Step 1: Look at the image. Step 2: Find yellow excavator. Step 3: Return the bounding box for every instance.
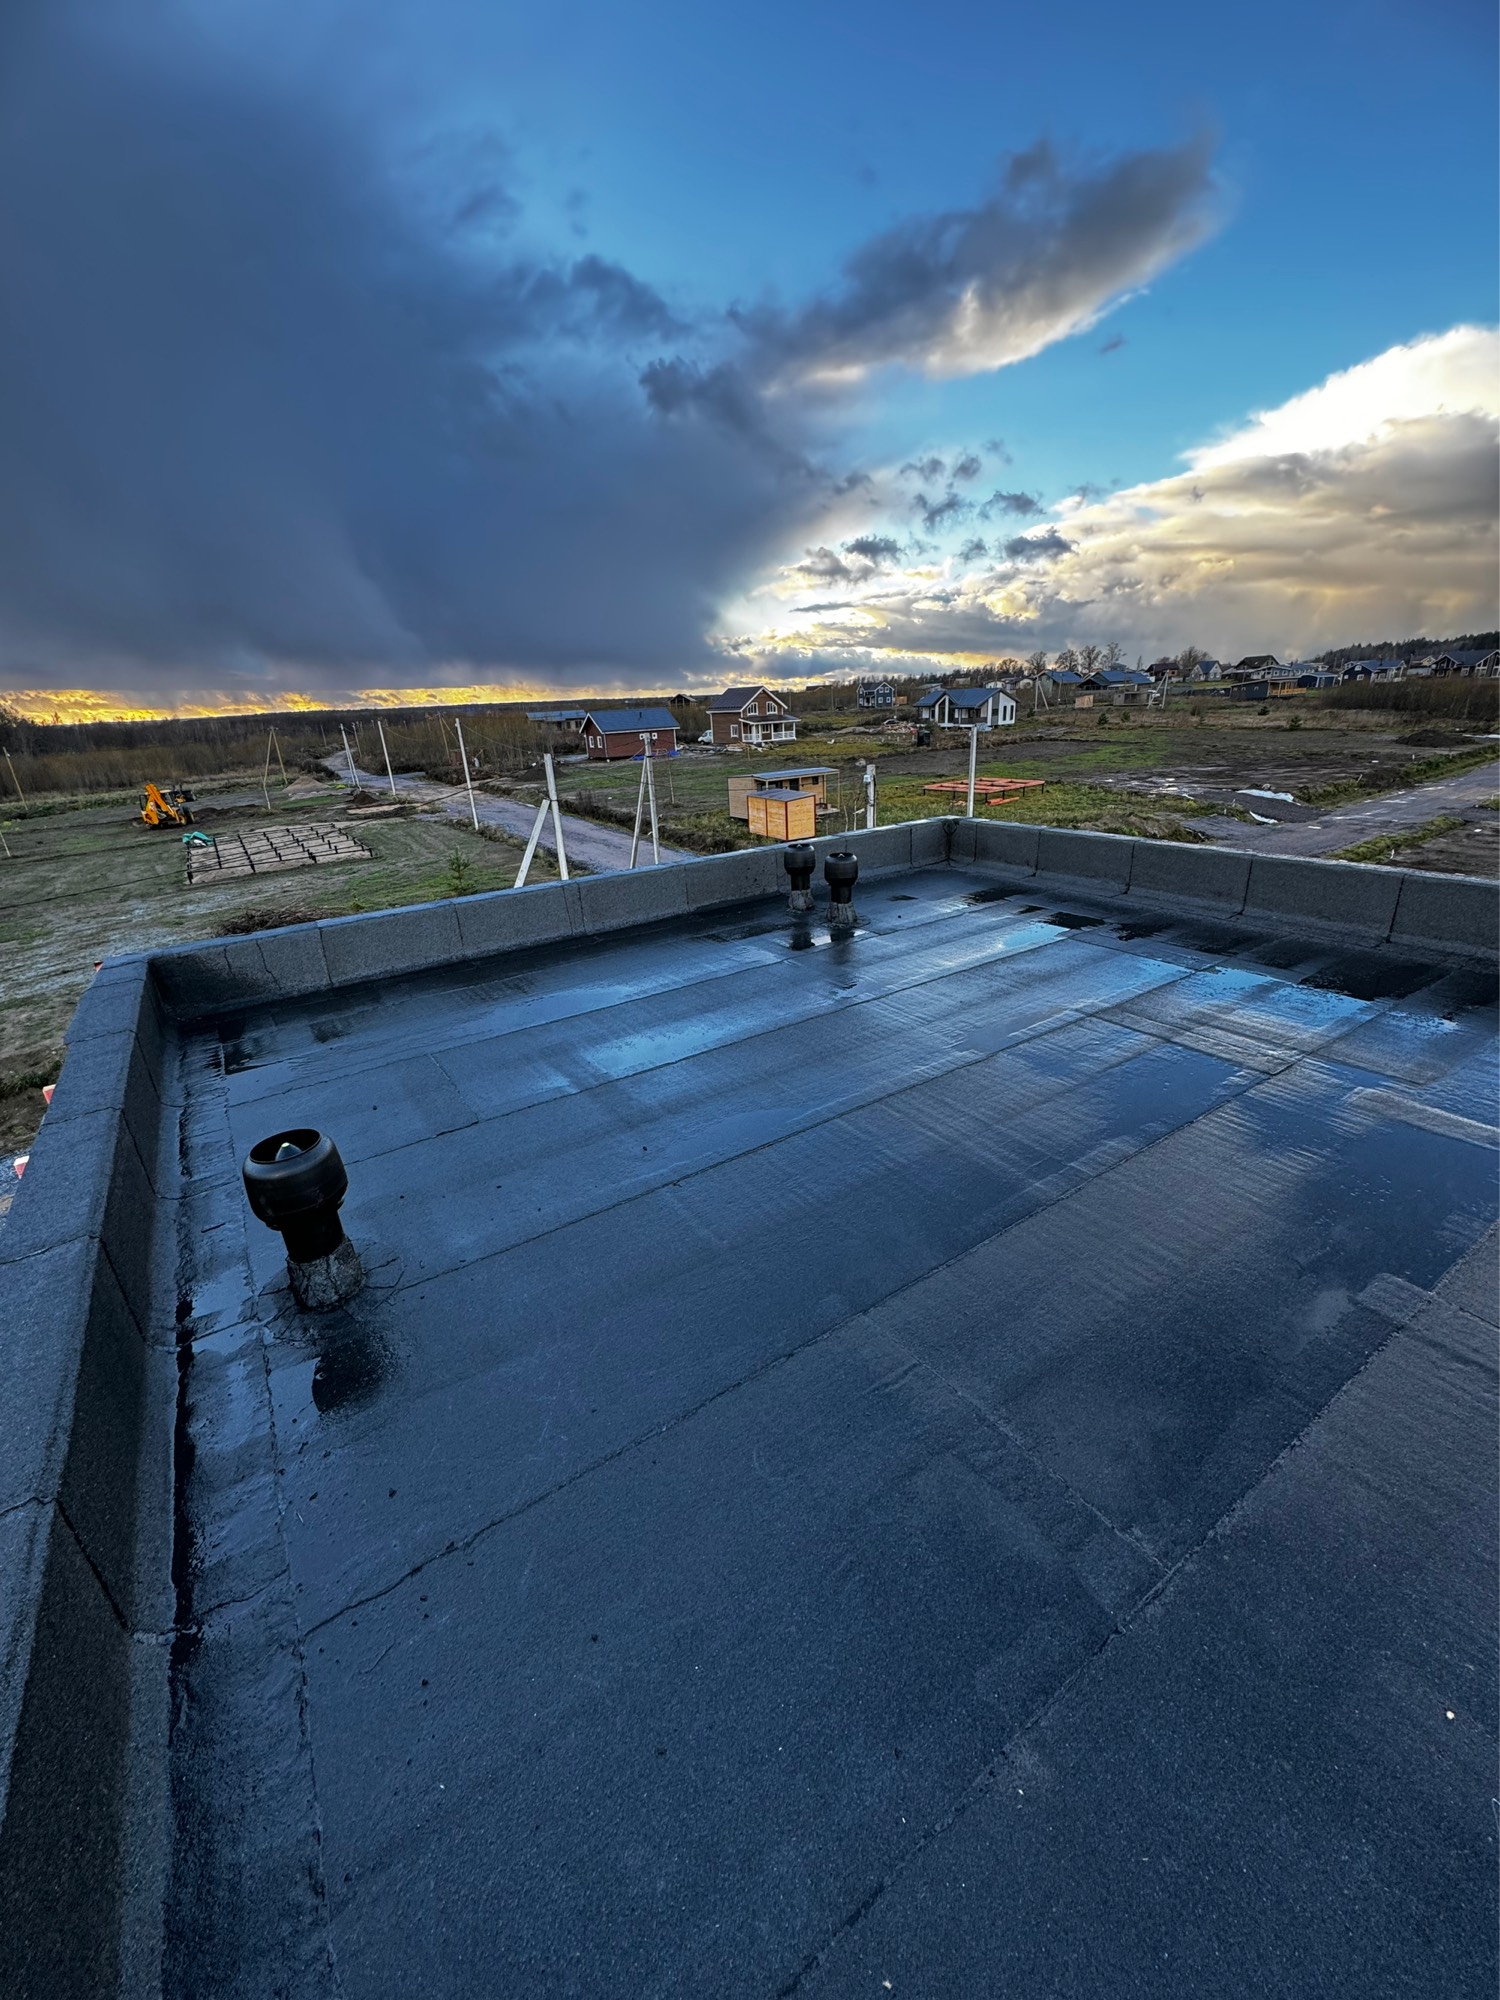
[140,783,196,828]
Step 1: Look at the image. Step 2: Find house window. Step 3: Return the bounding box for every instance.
[730,723,739,738]
[747,701,759,715]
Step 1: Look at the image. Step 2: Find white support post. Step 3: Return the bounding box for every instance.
[261,729,273,811]
[270,728,289,789]
[376,715,398,796]
[454,718,479,830]
[643,734,660,864]
[513,799,549,888]
[544,752,569,881]
[339,724,358,789]
[628,749,649,868]
[864,760,877,830]
[966,725,979,818]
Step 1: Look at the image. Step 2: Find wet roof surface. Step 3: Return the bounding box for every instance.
[167,864,1499,1998]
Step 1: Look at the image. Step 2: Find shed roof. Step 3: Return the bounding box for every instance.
[751,766,837,782]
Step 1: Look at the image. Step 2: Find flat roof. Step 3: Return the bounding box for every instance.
[4,828,1497,1995]
[752,765,837,781]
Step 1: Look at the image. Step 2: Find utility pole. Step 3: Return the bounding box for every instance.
[261,729,273,811]
[966,724,980,818]
[3,748,25,808]
[453,718,479,830]
[375,715,398,796]
[269,727,288,788]
[339,724,358,789]
[864,760,877,830]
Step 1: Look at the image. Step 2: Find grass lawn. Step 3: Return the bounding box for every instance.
[0,779,551,1149]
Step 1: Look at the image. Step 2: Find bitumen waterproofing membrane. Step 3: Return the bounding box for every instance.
[2,826,1497,1997]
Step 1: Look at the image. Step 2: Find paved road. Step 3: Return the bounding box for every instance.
[1198,759,1500,856]
[329,762,694,874]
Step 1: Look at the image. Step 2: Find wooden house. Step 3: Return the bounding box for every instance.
[707,686,798,747]
[578,707,680,761]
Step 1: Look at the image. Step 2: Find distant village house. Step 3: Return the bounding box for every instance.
[708,686,798,747]
[578,706,680,761]
[914,687,1017,729]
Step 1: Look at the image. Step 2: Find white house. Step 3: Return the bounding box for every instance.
[917,687,1016,729]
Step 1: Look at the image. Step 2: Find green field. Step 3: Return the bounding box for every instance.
[0,783,551,1149]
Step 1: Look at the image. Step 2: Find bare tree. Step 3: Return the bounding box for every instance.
[1076,643,1105,674]
[1102,641,1126,669]
[1026,650,1049,676]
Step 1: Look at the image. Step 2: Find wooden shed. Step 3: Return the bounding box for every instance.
[747,788,817,840]
[729,766,836,820]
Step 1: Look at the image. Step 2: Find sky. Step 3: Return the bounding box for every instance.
[1,0,1496,718]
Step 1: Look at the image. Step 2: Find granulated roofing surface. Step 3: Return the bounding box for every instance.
[164,864,1498,1997]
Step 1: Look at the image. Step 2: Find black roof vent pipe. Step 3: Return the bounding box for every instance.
[783,841,816,913]
[824,849,859,931]
[243,1129,365,1310]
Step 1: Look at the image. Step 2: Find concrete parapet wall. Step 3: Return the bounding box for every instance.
[0,959,177,1997]
[969,817,1497,957]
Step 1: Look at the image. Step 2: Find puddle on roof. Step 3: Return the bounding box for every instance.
[966,885,1018,905]
[1430,966,1500,1017]
[312,1328,393,1416]
[1301,955,1442,1003]
[1044,912,1107,931]
[1112,918,1173,941]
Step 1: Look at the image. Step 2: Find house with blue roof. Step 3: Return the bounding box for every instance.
[579,706,680,760]
[917,686,1016,729]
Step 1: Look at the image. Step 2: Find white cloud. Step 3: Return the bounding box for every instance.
[729,327,1500,668]
[1189,325,1498,467]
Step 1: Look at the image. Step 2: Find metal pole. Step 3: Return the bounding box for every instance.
[643,734,660,864]
[270,728,288,788]
[864,760,876,830]
[966,726,978,818]
[376,715,397,796]
[544,752,569,880]
[454,718,479,829]
[339,724,358,789]
[3,749,25,807]
[0,823,11,858]
[261,730,273,811]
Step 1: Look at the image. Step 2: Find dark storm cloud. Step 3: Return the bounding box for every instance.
[843,535,902,563]
[0,4,1218,690]
[1004,530,1074,560]
[958,538,989,562]
[913,492,970,530]
[950,453,983,482]
[0,3,824,686]
[979,489,1044,519]
[733,135,1216,383]
[900,455,948,482]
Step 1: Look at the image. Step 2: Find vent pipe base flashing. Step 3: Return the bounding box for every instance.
[288,1235,366,1311]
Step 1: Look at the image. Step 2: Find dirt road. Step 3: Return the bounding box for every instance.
[332,763,694,872]
[1198,758,1499,855]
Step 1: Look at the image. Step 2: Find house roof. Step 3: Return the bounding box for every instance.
[526,708,588,723]
[751,767,837,783]
[580,706,679,732]
[1046,670,1084,685]
[1436,649,1497,667]
[915,688,947,708]
[1235,654,1280,668]
[8,835,1497,1998]
[708,685,781,711]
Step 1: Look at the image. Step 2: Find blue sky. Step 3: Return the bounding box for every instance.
[1,0,1495,709]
